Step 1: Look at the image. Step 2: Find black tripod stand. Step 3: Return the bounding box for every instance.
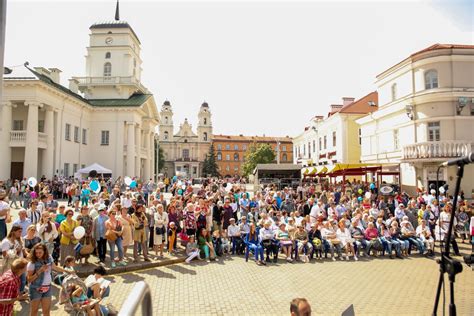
[432,165,464,316]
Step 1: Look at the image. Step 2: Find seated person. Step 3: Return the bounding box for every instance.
[185,236,201,263]
[401,216,425,255]
[293,224,312,263]
[307,223,323,259]
[68,284,100,316]
[259,220,278,263]
[245,223,265,266]
[336,219,356,261]
[364,222,381,257]
[321,221,342,261]
[275,223,293,263]
[416,219,434,256]
[227,218,242,255]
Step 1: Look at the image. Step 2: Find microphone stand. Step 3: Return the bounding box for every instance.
[432,164,464,316]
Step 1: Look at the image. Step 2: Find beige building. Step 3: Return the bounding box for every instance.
[294,92,378,166]
[158,101,212,178]
[357,44,474,195]
[0,13,159,181]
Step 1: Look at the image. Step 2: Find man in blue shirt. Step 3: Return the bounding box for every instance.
[12,209,31,237]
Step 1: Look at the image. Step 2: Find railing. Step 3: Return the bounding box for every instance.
[38,132,47,143]
[10,130,26,142]
[118,281,152,316]
[74,76,148,92]
[402,141,473,160]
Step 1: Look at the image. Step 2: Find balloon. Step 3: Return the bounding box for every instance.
[124,176,132,186]
[178,189,183,195]
[89,180,100,193]
[439,186,445,194]
[130,181,137,188]
[357,196,363,202]
[73,226,85,240]
[181,184,186,190]
[365,192,371,199]
[225,184,232,192]
[358,188,363,195]
[28,177,37,188]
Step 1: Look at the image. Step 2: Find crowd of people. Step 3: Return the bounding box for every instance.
[0,175,472,315]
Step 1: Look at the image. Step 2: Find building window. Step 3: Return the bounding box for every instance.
[358,128,362,145]
[105,52,111,59]
[203,118,207,125]
[182,149,189,159]
[164,116,168,124]
[203,132,208,141]
[319,138,322,151]
[234,166,239,171]
[471,104,474,116]
[193,167,197,174]
[242,144,247,150]
[234,153,239,161]
[13,120,23,131]
[217,152,222,161]
[225,165,230,171]
[81,164,85,169]
[82,129,87,145]
[73,164,78,174]
[428,122,440,141]
[226,154,230,161]
[393,129,400,150]
[303,144,306,156]
[101,130,110,145]
[324,136,327,150]
[74,126,80,143]
[38,120,45,133]
[282,145,286,151]
[65,124,71,141]
[282,153,288,162]
[225,144,230,150]
[391,83,397,102]
[64,163,70,178]
[184,139,188,143]
[217,144,222,150]
[234,144,239,150]
[163,131,169,140]
[332,131,336,147]
[103,62,112,77]
[312,141,315,152]
[424,70,438,90]
[308,142,311,154]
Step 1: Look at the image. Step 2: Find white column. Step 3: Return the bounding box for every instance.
[41,108,54,178]
[135,126,141,178]
[150,132,155,180]
[0,101,12,180]
[126,122,135,177]
[115,120,124,177]
[143,130,150,180]
[24,102,40,178]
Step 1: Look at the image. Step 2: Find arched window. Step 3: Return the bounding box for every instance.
[103,62,112,77]
[203,118,207,125]
[203,132,208,141]
[391,83,397,101]
[234,153,239,161]
[164,116,168,124]
[282,153,288,162]
[163,131,169,140]
[105,52,111,59]
[425,70,438,90]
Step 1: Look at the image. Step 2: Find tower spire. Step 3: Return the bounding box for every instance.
[115,0,120,21]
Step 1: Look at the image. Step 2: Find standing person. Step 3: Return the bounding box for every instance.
[212,200,224,232]
[183,203,197,237]
[80,184,91,207]
[153,204,168,258]
[117,206,134,260]
[8,184,19,209]
[92,206,109,264]
[27,200,42,226]
[76,206,94,264]
[0,258,29,316]
[290,298,312,316]
[59,210,78,265]
[222,198,234,231]
[13,209,32,238]
[131,204,150,262]
[105,209,126,268]
[0,190,10,241]
[23,225,42,257]
[37,212,58,256]
[27,243,72,316]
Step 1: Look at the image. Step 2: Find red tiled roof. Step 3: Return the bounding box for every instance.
[212,134,292,142]
[339,91,378,114]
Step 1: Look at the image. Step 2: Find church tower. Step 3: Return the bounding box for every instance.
[159,101,174,142]
[75,0,147,99]
[197,102,212,143]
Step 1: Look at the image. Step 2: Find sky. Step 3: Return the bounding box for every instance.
[4,0,474,138]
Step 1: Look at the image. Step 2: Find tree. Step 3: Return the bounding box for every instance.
[202,144,220,177]
[156,146,165,173]
[242,143,276,177]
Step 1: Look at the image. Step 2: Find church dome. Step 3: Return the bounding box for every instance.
[201,102,209,108]
[163,100,171,106]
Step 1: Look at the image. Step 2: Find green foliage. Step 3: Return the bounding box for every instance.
[202,144,220,177]
[158,147,165,172]
[242,143,276,177]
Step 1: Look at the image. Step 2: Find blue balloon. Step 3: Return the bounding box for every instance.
[178,189,183,195]
[130,181,137,188]
[89,180,100,193]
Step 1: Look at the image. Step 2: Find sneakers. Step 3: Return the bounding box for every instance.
[286,257,293,263]
[332,257,336,261]
[345,256,349,261]
[111,262,116,268]
[354,256,358,261]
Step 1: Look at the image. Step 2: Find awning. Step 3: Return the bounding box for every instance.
[308,167,317,175]
[77,163,112,175]
[316,166,328,174]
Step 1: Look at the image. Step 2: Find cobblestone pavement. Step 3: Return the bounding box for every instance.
[16,243,473,316]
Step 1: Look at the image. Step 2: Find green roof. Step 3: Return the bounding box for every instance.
[88,94,152,107]
[25,66,150,107]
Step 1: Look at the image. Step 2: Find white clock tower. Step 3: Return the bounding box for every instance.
[74,0,147,99]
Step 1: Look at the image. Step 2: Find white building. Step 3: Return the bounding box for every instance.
[294,93,378,167]
[158,101,212,178]
[0,10,160,181]
[357,44,474,195]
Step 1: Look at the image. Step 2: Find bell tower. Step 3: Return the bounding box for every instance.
[197,102,212,143]
[74,0,147,99]
[159,101,174,142]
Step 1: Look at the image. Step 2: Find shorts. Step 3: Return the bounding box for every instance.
[29,285,52,301]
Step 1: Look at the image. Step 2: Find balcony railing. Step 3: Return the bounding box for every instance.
[10,131,26,142]
[402,141,473,160]
[74,76,148,93]
[38,132,47,144]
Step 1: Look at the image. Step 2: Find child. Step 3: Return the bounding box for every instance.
[185,236,200,263]
[220,230,231,255]
[68,284,100,316]
[54,256,76,285]
[212,230,223,257]
[167,222,177,254]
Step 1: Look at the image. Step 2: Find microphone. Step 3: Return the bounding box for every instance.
[440,152,474,167]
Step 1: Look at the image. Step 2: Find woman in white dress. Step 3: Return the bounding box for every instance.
[336,219,357,261]
[118,206,134,260]
[153,204,169,257]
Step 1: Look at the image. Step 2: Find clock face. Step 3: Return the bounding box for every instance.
[105,37,113,45]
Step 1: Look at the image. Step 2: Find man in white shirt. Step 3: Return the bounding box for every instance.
[416,219,434,256]
[310,201,324,223]
[227,218,242,255]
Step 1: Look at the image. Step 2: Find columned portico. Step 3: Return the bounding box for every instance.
[126,122,135,177]
[143,130,150,180]
[41,107,55,179]
[0,102,12,180]
[24,102,40,178]
[135,125,141,178]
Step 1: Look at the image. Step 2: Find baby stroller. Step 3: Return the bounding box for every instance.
[59,274,102,316]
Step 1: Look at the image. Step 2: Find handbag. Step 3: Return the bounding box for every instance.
[105,230,117,241]
[329,238,341,245]
[155,226,166,235]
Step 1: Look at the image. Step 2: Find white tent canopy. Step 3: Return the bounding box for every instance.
[77,163,112,175]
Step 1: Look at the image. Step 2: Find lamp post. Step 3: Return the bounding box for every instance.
[0,0,7,103]
[275,139,281,164]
